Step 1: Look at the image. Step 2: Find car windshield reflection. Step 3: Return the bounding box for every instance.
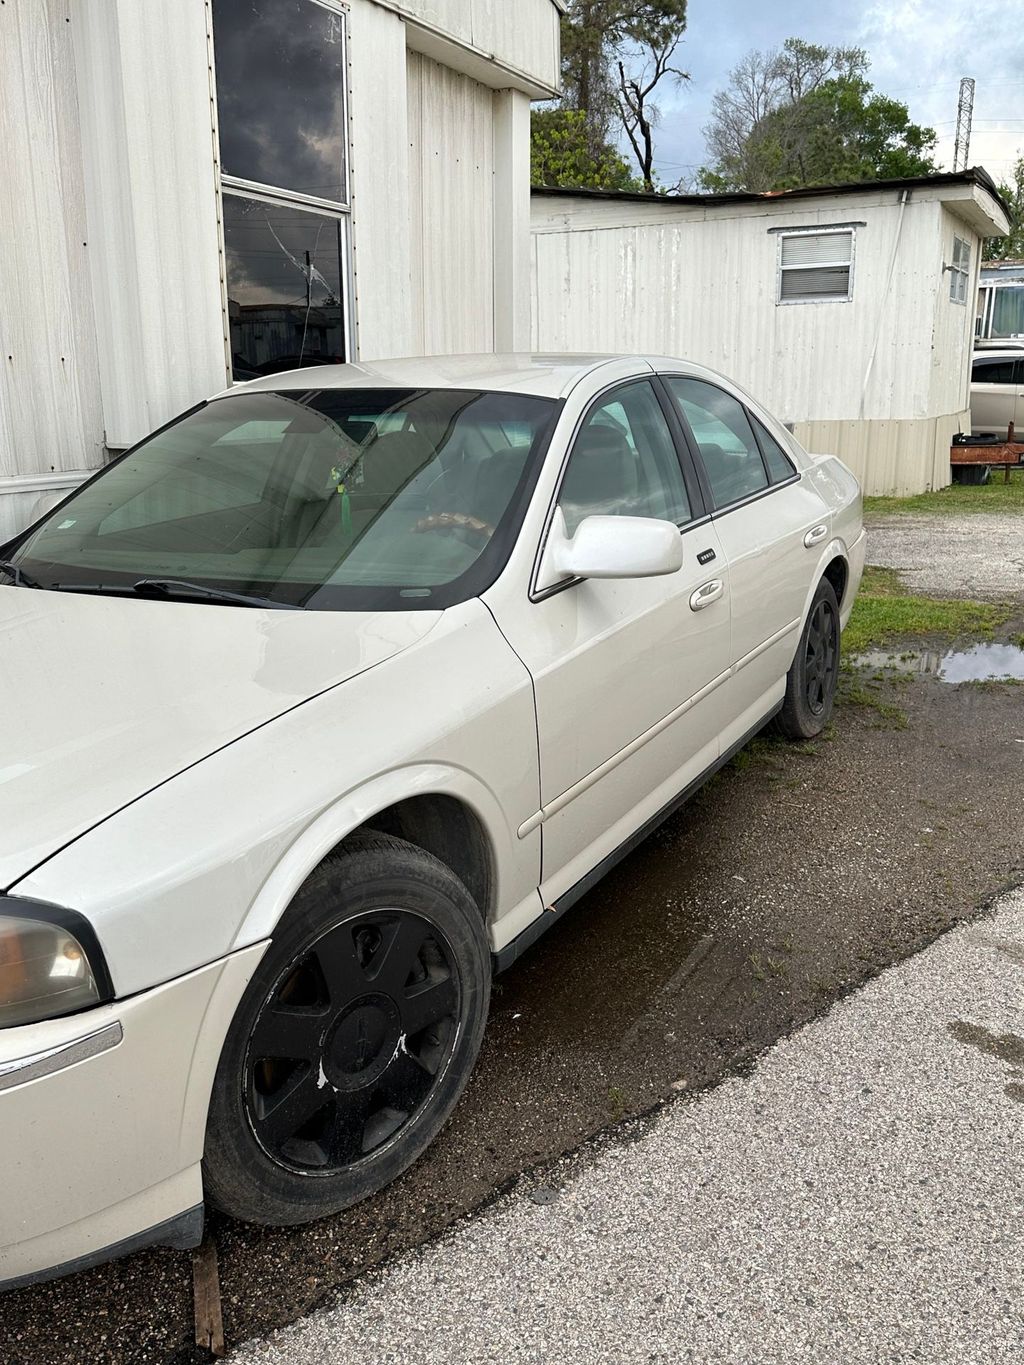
[9,388,559,612]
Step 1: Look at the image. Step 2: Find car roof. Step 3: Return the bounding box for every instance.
[218,353,655,402]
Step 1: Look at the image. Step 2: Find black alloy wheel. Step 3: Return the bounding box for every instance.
[803,595,838,716]
[776,576,841,740]
[246,907,461,1174]
[203,834,491,1226]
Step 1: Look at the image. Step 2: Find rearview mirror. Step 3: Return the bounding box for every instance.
[539,509,683,589]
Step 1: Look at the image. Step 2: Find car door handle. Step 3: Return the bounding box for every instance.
[689,579,724,611]
[803,523,829,548]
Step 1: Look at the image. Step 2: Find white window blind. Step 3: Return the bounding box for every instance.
[778,230,853,303]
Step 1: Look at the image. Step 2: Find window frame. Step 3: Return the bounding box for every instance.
[949,236,971,306]
[659,375,801,518]
[749,411,798,485]
[776,227,855,306]
[211,0,357,376]
[530,377,707,603]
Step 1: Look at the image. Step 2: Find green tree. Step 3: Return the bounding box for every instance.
[530,109,642,191]
[985,155,1024,260]
[701,38,937,192]
[537,0,687,190]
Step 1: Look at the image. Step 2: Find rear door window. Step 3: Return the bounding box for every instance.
[666,378,768,509]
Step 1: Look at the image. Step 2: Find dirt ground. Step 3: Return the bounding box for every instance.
[4,653,1023,1364]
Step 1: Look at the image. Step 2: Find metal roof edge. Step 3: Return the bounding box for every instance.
[532,167,1010,220]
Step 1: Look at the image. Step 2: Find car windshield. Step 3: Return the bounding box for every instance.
[7,387,560,610]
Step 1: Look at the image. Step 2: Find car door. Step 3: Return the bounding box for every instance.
[661,375,832,748]
[970,354,1020,437]
[486,378,732,905]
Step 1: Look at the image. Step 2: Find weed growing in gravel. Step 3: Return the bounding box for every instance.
[607,1086,627,1121]
[729,737,779,772]
[837,669,909,728]
[954,678,1024,692]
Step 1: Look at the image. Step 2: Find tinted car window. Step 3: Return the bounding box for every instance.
[971,358,1019,384]
[751,414,797,484]
[558,381,691,535]
[667,378,768,509]
[9,389,559,611]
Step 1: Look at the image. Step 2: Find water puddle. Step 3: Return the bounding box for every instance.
[853,642,1024,683]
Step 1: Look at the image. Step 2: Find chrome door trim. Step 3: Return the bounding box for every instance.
[0,1021,123,1092]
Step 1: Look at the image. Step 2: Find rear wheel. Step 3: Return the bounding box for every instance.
[203,834,490,1226]
[776,577,840,741]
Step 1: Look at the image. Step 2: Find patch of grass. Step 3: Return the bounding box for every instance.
[954,677,1024,692]
[843,566,1012,654]
[837,669,909,728]
[729,736,779,772]
[864,467,1024,517]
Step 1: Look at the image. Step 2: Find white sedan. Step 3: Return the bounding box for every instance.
[0,354,864,1289]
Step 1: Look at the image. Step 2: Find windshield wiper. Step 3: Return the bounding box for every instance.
[132,578,300,610]
[0,558,42,588]
[45,578,299,609]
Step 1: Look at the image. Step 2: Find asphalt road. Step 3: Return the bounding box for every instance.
[4,661,1023,1365]
[233,885,1024,1365]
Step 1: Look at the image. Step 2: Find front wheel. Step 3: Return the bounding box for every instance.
[203,834,491,1226]
[776,577,840,741]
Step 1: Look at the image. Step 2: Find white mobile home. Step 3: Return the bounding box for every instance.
[532,172,1010,495]
[0,0,563,539]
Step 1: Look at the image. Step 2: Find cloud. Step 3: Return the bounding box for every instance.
[646,0,1022,186]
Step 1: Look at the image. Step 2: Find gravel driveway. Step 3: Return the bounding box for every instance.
[234,885,1024,1365]
[866,510,1024,599]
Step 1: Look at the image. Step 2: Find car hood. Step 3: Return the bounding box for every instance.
[0,588,440,889]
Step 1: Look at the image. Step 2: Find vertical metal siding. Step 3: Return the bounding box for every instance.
[349,0,415,360]
[929,208,981,421]
[533,193,958,424]
[407,51,495,355]
[73,0,227,450]
[0,1,105,484]
[532,190,980,493]
[383,0,560,90]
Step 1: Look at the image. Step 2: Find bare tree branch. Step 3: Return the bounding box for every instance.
[616,35,688,191]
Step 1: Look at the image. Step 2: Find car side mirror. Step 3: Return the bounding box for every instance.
[538,508,683,590]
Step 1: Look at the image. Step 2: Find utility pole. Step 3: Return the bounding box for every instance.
[953,77,975,172]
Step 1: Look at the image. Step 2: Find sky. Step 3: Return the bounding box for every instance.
[642,0,1024,189]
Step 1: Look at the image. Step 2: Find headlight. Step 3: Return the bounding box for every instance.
[0,897,113,1028]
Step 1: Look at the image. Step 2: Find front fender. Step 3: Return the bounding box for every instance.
[229,761,529,953]
[14,601,541,996]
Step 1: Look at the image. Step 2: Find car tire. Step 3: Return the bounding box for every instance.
[775,577,840,741]
[202,833,491,1226]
